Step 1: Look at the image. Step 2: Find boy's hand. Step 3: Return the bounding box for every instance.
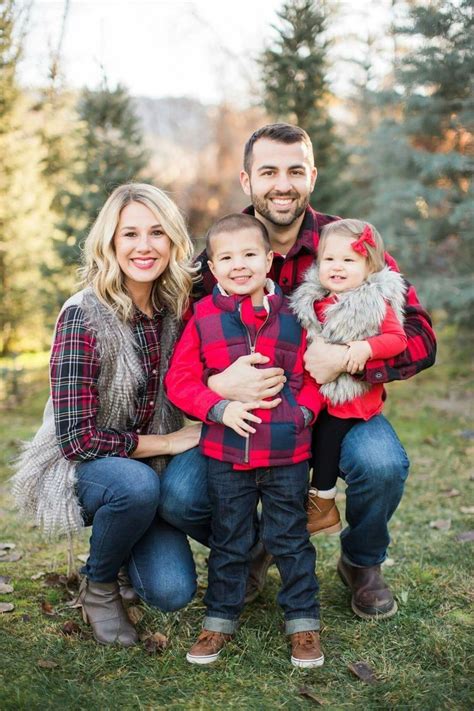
[222,401,263,438]
[344,340,372,375]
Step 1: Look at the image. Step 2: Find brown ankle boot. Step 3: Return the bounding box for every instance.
[307,491,342,536]
[76,577,138,646]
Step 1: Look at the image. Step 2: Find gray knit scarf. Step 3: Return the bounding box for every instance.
[289,265,406,405]
[11,288,184,537]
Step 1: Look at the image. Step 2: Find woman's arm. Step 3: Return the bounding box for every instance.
[50,305,139,461]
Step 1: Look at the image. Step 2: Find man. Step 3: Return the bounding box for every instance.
[159,123,436,620]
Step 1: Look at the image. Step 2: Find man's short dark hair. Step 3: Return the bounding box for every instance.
[206,213,271,257]
[243,123,314,174]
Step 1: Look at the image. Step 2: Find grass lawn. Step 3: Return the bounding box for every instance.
[0,331,473,710]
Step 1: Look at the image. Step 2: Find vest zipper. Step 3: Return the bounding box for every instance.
[239,304,270,464]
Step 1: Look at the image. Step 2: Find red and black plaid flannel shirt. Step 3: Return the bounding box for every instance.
[193,205,436,384]
[50,304,162,461]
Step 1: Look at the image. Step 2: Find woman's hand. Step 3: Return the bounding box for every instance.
[207,353,285,405]
[222,401,263,438]
[344,340,372,375]
[131,424,202,458]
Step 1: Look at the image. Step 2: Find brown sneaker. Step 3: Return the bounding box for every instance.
[307,491,342,535]
[290,630,324,668]
[186,629,233,665]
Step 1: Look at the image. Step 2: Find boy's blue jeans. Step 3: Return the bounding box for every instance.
[202,459,319,635]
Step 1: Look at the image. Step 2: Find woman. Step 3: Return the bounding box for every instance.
[12,184,201,646]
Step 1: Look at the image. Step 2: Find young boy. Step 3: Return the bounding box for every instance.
[165,213,324,668]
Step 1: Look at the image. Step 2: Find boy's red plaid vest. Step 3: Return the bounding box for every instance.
[166,283,322,469]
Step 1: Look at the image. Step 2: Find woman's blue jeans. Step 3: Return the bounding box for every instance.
[158,415,410,568]
[76,457,197,612]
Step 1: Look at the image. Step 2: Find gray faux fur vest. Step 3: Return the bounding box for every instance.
[289,266,406,405]
[11,288,184,537]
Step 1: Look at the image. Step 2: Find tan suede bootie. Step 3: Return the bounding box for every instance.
[307,491,342,536]
[76,577,138,646]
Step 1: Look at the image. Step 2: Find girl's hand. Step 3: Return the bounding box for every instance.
[222,401,263,438]
[344,341,372,375]
[163,423,202,455]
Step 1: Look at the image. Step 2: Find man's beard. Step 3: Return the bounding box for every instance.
[251,189,310,227]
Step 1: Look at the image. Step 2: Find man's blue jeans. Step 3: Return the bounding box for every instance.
[159,415,410,568]
[76,457,197,612]
[203,459,319,635]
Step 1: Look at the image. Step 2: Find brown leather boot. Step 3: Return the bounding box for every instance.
[337,557,397,619]
[307,491,342,535]
[186,629,233,665]
[76,577,138,646]
[117,567,139,603]
[290,630,324,668]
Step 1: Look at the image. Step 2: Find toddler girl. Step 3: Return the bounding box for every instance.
[290,219,408,535]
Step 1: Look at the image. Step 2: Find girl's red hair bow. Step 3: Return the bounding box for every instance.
[351,225,376,257]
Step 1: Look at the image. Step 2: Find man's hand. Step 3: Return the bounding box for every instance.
[222,401,263,437]
[208,353,285,406]
[344,340,372,375]
[303,337,348,384]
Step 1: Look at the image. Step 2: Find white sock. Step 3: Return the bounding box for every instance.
[316,487,337,499]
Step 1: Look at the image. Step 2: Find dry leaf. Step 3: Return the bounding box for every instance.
[37,659,58,669]
[441,488,460,498]
[299,686,325,705]
[0,542,16,550]
[0,551,22,563]
[21,614,31,622]
[429,519,451,530]
[41,601,57,616]
[43,573,68,588]
[0,583,14,593]
[31,571,46,580]
[0,602,14,613]
[455,531,474,543]
[76,554,88,564]
[348,661,377,684]
[127,605,144,624]
[382,557,395,567]
[460,506,474,515]
[0,575,11,585]
[61,620,82,636]
[142,631,169,654]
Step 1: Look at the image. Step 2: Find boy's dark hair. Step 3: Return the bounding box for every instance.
[243,123,314,174]
[206,213,271,257]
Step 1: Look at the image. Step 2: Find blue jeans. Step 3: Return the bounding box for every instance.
[203,459,319,635]
[76,456,197,611]
[159,415,410,568]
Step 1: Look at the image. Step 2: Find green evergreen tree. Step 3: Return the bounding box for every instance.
[259,0,346,214]
[349,1,473,326]
[52,83,150,297]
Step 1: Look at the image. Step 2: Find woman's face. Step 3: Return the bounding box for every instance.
[113,201,171,290]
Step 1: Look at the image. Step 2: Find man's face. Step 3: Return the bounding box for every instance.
[240,138,317,227]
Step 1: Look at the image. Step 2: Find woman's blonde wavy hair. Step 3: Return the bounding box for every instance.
[318,219,385,274]
[80,183,195,321]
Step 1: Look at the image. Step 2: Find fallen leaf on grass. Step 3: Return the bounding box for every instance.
[348,661,377,684]
[76,554,88,564]
[0,583,14,593]
[37,659,58,669]
[21,614,31,622]
[382,557,395,567]
[43,573,69,588]
[0,602,14,613]
[441,488,460,498]
[41,601,57,616]
[455,531,474,543]
[61,620,82,636]
[0,575,12,585]
[0,552,22,563]
[0,542,16,550]
[127,605,144,625]
[460,506,474,515]
[299,686,324,705]
[141,631,169,654]
[31,571,46,580]
[429,519,451,530]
